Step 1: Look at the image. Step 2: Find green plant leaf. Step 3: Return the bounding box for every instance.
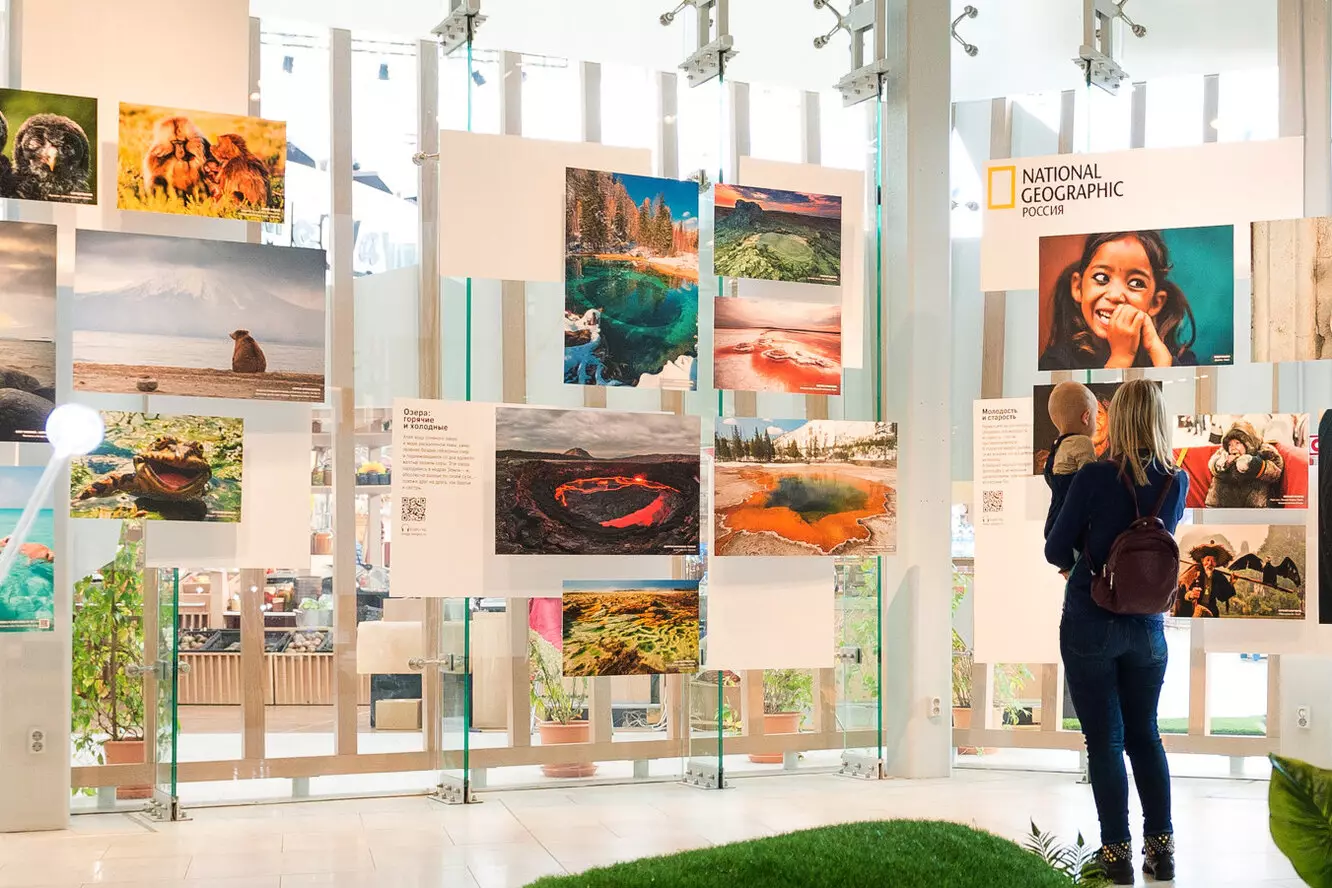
[1269,753,1332,887]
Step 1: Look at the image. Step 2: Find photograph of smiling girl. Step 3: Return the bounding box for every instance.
[1037,225,1235,371]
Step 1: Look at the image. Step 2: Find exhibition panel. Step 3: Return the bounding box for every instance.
[0,0,1326,838]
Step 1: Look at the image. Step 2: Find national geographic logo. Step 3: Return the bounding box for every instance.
[987,162,1126,216]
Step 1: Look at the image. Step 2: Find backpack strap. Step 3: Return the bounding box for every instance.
[1117,462,1176,519]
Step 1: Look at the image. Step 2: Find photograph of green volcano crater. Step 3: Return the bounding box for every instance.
[713,184,842,286]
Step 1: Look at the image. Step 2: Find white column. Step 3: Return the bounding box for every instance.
[880,0,953,778]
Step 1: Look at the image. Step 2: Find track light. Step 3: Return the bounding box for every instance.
[658,1,689,26]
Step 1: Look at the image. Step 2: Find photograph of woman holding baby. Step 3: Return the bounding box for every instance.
[1037,226,1236,371]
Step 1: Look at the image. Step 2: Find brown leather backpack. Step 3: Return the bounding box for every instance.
[1090,468,1180,615]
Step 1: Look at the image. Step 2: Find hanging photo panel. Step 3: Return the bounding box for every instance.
[117,102,286,222]
[1174,525,1305,621]
[714,183,842,286]
[713,418,897,556]
[495,406,701,556]
[0,467,54,633]
[1031,382,1131,476]
[71,412,243,523]
[1038,226,1235,371]
[564,167,699,391]
[981,139,1304,291]
[0,221,56,443]
[0,87,97,204]
[73,231,327,403]
[1173,414,1310,510]
[713,296,841,396]
[561,579,700,677]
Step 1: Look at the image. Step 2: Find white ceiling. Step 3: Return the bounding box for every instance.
[250,0,1279,101]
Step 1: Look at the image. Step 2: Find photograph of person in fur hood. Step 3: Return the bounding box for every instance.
[1172,414,1309,509]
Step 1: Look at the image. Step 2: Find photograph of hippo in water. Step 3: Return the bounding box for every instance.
[0,467,55,633]
[494,406,701,556]
[70,412,243,523]
[0,221,56,442]
[72,230,326,402]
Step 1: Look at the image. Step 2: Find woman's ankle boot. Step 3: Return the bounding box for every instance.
[1143,833,1175,881]
[1096,841,1135,885]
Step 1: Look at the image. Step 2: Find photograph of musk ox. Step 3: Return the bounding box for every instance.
[117,103,286,223]
[494,406,701,556]
[0,88,97,204]
[1173,414,1310,510]
[72,230,326,402]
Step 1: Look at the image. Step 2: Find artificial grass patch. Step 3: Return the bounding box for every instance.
[526,820,1073,888]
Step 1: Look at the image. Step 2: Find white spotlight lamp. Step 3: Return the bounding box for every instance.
[0,404,106,587]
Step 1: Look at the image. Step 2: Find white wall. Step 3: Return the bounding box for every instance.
[0,0,253,833]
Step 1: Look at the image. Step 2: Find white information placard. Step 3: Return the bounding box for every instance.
[392,398,492,598]
[980,138,1305,292]
[972,398,1063,665]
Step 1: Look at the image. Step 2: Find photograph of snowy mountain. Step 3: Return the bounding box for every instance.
[72,231,326,402]
[714,418,897,556]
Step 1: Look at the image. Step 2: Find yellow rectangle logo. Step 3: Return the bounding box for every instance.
[987,165,1016,210]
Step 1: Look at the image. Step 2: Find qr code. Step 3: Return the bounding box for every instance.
[982,490,1004,514]
[400,497,428,523]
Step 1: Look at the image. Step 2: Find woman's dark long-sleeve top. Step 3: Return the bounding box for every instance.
[1044,458,1188,621]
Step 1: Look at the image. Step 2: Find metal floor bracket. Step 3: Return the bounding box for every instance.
[839,752,885,780]
[682,760,727,790]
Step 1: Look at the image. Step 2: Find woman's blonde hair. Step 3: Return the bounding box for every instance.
[1107,379,1174,486]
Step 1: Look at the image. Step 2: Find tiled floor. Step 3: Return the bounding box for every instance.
[0,770,1305,887]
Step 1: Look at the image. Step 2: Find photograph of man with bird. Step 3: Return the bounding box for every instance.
[1174,526,1305,619]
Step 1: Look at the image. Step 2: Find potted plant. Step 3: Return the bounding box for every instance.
[71,526,149,800]
[529,631,595,778]
[749,669,814,764]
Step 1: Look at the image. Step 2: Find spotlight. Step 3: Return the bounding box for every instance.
[659,11,675,25]
[46,404,103,458]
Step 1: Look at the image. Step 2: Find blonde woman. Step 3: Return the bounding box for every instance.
[1045,379,1188,885]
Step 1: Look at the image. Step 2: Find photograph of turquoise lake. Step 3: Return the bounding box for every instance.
[0,467,54,633]
[564,167,700,391]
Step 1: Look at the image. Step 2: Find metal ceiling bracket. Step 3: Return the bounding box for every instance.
[433,0,486,57]
[659,0,736,88]
[1075,0,1146,95]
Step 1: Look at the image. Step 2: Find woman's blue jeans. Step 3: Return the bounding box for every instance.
[1061,615,1173,846]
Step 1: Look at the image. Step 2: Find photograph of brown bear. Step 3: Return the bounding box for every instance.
[118,103,285,223]
[72,230,326,403]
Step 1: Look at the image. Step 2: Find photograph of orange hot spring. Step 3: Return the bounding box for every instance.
[713,296,841,396]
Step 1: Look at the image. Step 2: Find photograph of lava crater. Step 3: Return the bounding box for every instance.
[714,418,897,556]
[562,579,700,677]
[494,406,701,556]
[713,296,842,396]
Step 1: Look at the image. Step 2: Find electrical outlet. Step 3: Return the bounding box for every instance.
[929,696,942,718]
[27,727,45,755]
[1297,706,1312,730]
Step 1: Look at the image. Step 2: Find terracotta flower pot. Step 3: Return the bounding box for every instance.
[952,705,995,756]
[537,720,597,778]
[103,738,152,800]
[748,711,802,764]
